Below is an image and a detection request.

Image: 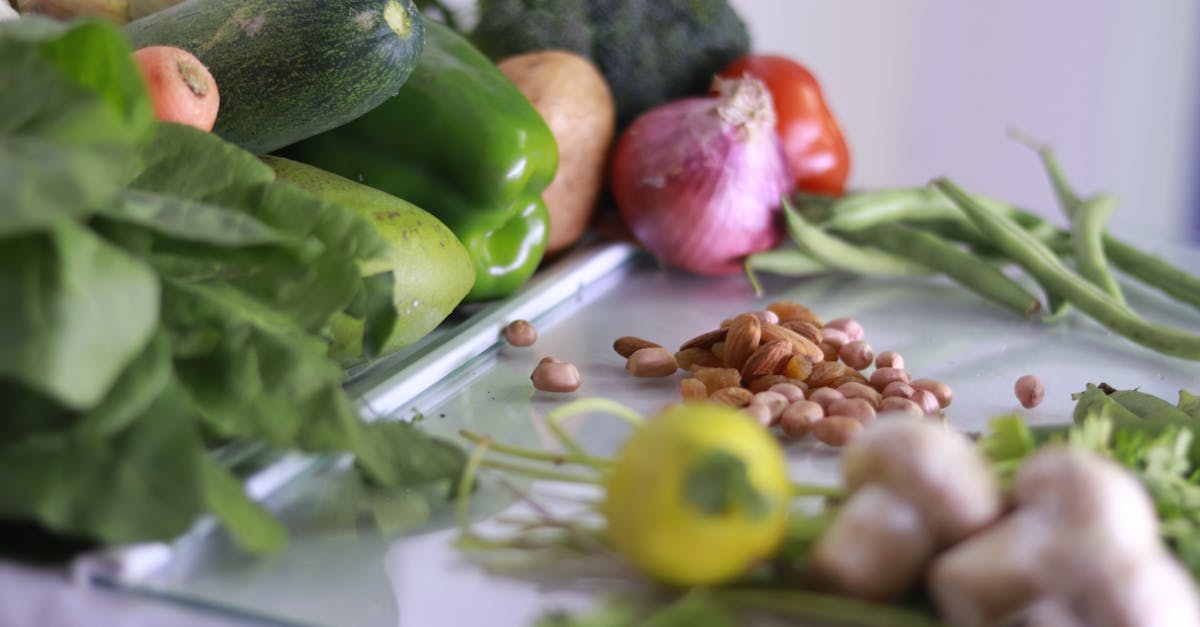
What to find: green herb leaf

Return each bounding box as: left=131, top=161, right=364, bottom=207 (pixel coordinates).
left=353, top=420, right=467, bottom=489
left=0, top=380, right=207, bottom=545
left=682, top=450, right=770, bottom=520
left=103, top=189, right=292, bottom=248
left=0, top=221, right=159, bottom=410
left=200, top=454, right=287, bottom=553
left=1179, top=391, right=1200, bottom=419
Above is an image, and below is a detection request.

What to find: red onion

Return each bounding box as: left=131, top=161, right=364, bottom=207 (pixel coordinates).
left=609, top=76, right=794, bottom=275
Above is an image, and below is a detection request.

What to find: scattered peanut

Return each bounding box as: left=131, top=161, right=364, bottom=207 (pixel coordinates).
left=768, top=382, right=806, bottom=403
left=531, top=358, right=581, bottom=393
left=780, top=400, right=824, bottom=438
left=838, top=340, right=874, bottom=370
left=1015, top=374, right=1045, bottom=409
left=837, top=381, right=882, bottom=407
left=869, top=367, right=911, bottom=391
left=882, top=381, right=915, bottom=399
left=751, top=391, right=790, bottom=423
left=879, top=396, right=924, bottom=416
left=503, top=319, right=538, bottom=346
left=827, top=398, right=877, bottom=423
left=626, top=347, right=678, bottom=377
left=910, top=388, right=941, bottom=415
left=875, top=350, right=905, bottom=370
left=813, top=415, right=864, bottom=446
left=824, top=317, right=864, bottom=342
left=744, top=402, right=775, bottom=427
left=819, top=327, right=851, bottom=349
left=808, top=386, right=845, bottom=410
left=911, top=379, right=953, bottom=409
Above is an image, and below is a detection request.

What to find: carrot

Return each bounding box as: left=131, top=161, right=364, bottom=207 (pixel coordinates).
left=132, top=45, right=220, bottom=131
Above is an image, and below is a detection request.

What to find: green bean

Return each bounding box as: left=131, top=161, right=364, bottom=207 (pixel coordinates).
left=782, top=198, right=931, bottom=277
left=847, top=224, right=1042, bottom=316
left=823, top=188, right=960, bottom=231
left=1070, top=193, right=1125, bottom=305
left=743, top=247, right=828, bottom=296
left=934, top=178, right=1200, bottom=361
left=1013, top=133, right=1127, bottom=305
left=1105, top=236, right=1200, bottom=312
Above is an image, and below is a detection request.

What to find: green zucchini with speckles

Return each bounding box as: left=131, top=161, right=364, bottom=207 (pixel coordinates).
left=124, top=0, right=423, bottom=153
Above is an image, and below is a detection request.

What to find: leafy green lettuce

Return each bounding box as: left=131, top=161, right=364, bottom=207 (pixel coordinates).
left=0, top=17, right=464, bottom=553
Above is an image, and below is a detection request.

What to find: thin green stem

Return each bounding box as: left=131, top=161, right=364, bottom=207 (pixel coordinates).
left=456, top=437, right=492, bottom=527
left=479, top=458, right=604, bottom=484
left=459, top=429, right=611, bottom=468
left=790, top=482, right=844, bottom=499
left=543, top=398, right=643, bottom=471
left=1072, top=193, right=1125, bottom=305
left=713, top=588, right=945, bottom=627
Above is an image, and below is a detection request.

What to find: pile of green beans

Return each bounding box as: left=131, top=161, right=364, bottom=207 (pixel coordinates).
left=745, top=146, right=1200, bottom=362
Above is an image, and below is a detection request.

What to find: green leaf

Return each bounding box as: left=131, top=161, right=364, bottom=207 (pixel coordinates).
left=200, top=454, right=287, bottom=553
left=359, top=271, right=399, bottom=360
left=0, top=17, right=153, bottom=147
left=129, top=123, right=274, bottom=198
left=102, top=189, right=292, bottom=248
left=979, top=414, right=1037, bottom=464
left=352, top=420, right=467, bottom=488
left=0, top=380, right=207, bottom=545
left=682, top=450, right=771, bottom=520
left=0, top=221, right=159, bottom=410
left=1072, top=383, right=1141, bottom=426
left=1180, top=391, right=1200, bottom=420
left=0, top=138, right=128, bottom=237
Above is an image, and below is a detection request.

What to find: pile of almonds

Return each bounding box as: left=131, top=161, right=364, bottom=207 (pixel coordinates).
left=613, top=300, right=952, bottom=446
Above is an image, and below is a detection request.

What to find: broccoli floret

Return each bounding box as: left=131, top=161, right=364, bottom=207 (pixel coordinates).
left=471, top=0, right=751, bottom=127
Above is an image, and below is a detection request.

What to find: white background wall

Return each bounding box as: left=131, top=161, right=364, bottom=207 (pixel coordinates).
left=732, top=0, right=1200, bottom=242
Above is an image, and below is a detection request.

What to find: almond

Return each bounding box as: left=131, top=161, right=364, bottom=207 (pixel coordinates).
left=766, top=300, right=824, bottom=327
left=613, top=335, right=661, bottom=358
left=778, top=319, right=823, bottom=345
left=723, top=313, right=761, bottom=369
left=740, top=339, right=793, bottom=380
left=807, top=361, right=856, bottom=388
left=679, top=327, right=728, bottom=351
left=761, top=323, right=824, bottom=363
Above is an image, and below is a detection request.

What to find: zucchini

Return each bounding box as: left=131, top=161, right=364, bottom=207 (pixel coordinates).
left=124, top=0, right=423, bottom=153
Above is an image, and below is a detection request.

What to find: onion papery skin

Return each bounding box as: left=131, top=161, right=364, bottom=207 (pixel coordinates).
left=610, top=80, right=793, bottom=276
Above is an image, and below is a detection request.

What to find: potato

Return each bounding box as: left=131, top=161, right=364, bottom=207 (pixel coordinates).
left=498, top=50, right=616, bottom=255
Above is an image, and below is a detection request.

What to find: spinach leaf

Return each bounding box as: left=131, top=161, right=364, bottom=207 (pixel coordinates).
left=354, top=420, right=467, bottom=488
left=0, top=221, right=159, bottom=410
left=0, top=380, right=207, bottom=545
left=104, top=189, right=292, bottom=248
left=201, top=454, right=288, bottom=553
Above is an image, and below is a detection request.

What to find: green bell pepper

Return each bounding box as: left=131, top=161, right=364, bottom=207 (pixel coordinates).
left=279, top=18, right=557, bottom=301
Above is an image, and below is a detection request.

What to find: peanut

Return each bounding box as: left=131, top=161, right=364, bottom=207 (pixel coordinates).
left=868, top=366, right=911, bottom=391
left=530, top=358, right=581, bottom=393
left=819, top=327, right=850, bottom=349
left=879, top=396, right=924, bottom=416
left=813, top=415, right=863, bottom=446
left=807, top=386, right=845, bottom=410
left=744, top=402, right=775, bottom=427
left=827, top=397, right=877, bottom=423
left=882, top=381, right=916, bottom=399
left=910, top=388, right=941, bottom=415
left=911, top=379, right=953, bottom=408
left=836, top=381, right=882, bottom=407
left=838, top=340, right=874, bottom=370
left=767, top=382, right=806, bottom=403
left=780, top=400, right=824, bottom=438
left=824, top=317, right=864, bottom=342
left=751, top=390, right=790, bottom=423
left=1015, top=374, right=1045, bottom=409
left=875, top=350, right=905, bottom=370
left=503, top=319, right=537, bottom=346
